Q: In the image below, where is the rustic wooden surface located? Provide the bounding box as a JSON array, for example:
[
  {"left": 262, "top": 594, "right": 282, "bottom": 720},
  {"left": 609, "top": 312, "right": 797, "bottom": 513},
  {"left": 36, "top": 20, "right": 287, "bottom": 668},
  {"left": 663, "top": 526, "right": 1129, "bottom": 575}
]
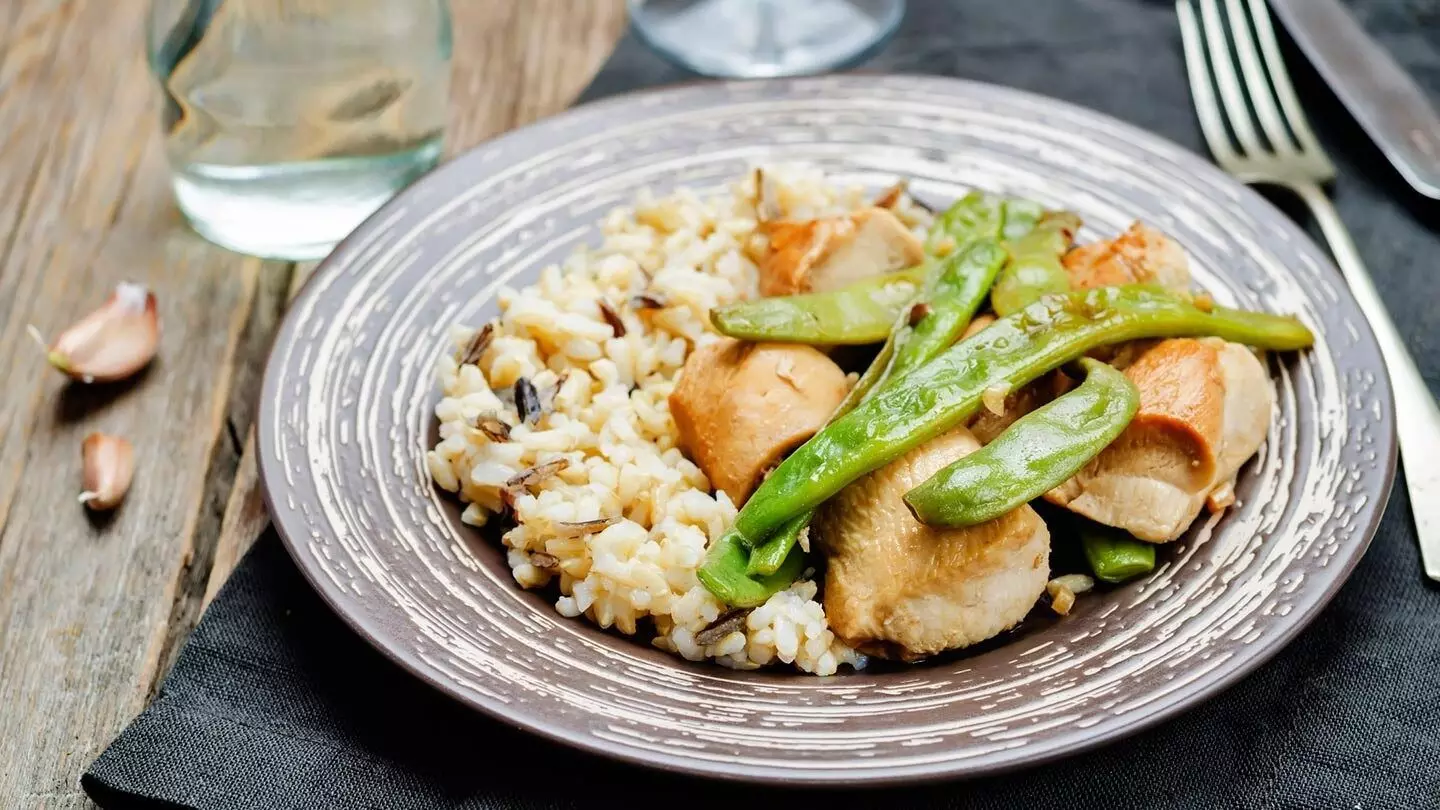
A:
[{"left": 0, "top": 2, "right": 628, "bottom": 806}]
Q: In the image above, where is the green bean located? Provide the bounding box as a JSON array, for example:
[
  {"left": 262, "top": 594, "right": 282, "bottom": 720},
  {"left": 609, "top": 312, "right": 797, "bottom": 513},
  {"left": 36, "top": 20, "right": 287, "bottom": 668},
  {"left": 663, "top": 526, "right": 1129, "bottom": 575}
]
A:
[
  {"left": 1002, "top": 199, "right": 1046, "bottom": 241},
  {"left": 710, "top": 268, "right": 924, "bottom": 345},
  {"left": 903, "top": 358, "right": 1138, "bottom": 527},
  {"left": 991, "top": 212, "right": 1081, "bottom": 317},
  {"left": 720, "top": 285, "right": 1313, "bottom": 553},
  {"left": 925, "top": 192, "right": 1004, "bottom": 255},
  {"left": 696, "top": 532, "right": 809, "bottom": 608},
  {"left": 1081, "top": 523, "right": 1156, "bottom": 583}
]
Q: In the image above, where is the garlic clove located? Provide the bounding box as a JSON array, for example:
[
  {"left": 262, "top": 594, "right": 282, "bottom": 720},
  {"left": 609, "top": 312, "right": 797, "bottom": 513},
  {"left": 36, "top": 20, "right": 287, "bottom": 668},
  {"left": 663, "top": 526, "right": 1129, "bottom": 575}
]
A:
[
  {"left": 41, "top": 282, "right": 159, "bottom": 383},
  {"left": 80, "top": 433, "right": 135, "bottom": 511}
]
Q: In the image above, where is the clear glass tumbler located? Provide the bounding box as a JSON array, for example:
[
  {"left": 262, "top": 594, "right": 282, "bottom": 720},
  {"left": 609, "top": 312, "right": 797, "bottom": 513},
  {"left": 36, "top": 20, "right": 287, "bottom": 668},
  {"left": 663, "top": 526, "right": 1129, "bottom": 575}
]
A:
[
  {"left": 628, "top": 0, "right": 905, "bottom": 79},
  {"left": 147, "top": 0, "right": 452, "bottom": 260}
]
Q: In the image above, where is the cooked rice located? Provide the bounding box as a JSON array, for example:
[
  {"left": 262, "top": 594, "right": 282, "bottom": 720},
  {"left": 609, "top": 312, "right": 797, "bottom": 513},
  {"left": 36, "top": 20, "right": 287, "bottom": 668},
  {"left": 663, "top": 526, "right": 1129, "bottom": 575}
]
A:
[{"left": 428, "top": 166, "right": 930, "bottom": 675}]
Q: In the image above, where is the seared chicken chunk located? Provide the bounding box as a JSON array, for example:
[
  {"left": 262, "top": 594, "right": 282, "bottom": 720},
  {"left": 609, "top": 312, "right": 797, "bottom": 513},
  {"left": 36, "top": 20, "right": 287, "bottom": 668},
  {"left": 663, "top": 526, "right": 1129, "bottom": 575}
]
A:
[
  {"left": 759, "top": 207, "right": 925, "bottom": 297},
  {"left": 1046, "top": 338, "right": 1272, "bottom": 542},
  {"left": 670, "top": 339, "right": 849, "bottom": 504},
  {"left": 1063, "top": 221, "right": 1191, "bottom": 292},
  {"left": 816, "top": 427, "right": 1050, "bottom": 661}
]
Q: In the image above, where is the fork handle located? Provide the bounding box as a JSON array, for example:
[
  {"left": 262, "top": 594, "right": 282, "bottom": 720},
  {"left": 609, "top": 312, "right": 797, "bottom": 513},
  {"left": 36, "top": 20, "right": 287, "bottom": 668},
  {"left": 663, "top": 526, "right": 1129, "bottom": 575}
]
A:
[{"left": 1295, "top": 181, "right": 1440, "bottom": 581}]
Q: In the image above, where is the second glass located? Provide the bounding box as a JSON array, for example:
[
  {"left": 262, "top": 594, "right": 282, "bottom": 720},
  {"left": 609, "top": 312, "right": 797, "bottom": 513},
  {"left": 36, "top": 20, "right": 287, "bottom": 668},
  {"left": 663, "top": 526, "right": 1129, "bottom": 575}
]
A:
[
  {"left": 147, "top": 0, "right": 452, "bottom": 260},
  {"left": 629, "top": 0, "right": 905, "bottom": 79}
]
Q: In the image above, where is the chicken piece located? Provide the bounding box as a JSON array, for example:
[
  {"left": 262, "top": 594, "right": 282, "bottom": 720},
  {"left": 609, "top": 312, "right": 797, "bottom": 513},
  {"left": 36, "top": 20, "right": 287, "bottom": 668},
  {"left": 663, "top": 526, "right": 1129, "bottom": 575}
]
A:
[
  {"left": 816, "top": 427, "right": 1050, "bottom": 661},
  {"left": 670, "top": 339, "right": 849, "bottom": 505},
  {"left": 759, "top": 207, "right": 925, "bottom": 297},
  {"left": 1063, "top": 221, "right": 1191, "bottom": 292},
  {"left": 1046, "top": 338, "right": 1272, "bottom": 542}
]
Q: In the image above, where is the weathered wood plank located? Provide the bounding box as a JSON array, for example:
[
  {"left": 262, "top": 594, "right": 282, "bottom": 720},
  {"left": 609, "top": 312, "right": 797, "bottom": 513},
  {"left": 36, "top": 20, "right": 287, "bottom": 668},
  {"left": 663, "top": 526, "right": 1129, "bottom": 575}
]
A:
[
  {"left": 0, "top": 2, "right": 626, "bottom": 807},
  {"left": 0, "top": 3, "right": 280, "bottom": 806}
]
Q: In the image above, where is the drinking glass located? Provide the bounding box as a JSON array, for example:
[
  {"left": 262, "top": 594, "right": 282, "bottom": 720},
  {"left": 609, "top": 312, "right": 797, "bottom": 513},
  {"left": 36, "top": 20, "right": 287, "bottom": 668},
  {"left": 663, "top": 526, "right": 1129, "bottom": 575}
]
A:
[
  {"left": 628, "top": 0, "right": 905, "bottom": 79},
  {"left": 147, "top": 0, "right": 452, "bottom": 260}
]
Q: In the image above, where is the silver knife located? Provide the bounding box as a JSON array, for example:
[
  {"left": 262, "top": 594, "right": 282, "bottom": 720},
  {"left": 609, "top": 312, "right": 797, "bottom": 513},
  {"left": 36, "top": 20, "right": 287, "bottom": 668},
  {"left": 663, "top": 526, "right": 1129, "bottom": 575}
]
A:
[{"left": 1268, "top": 0, "right": 1440, "bottom": 199}]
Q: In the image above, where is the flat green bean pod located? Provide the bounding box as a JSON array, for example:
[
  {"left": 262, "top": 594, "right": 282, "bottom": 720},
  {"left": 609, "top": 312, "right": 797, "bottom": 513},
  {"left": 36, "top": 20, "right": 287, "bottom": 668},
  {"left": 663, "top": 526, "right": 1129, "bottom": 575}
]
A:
[
  {"left": 1082, "top": 523, "right": 1157, "bottom": 583},
  {"left": 710, "top": 268, "right": 924, "bottom": 345},
  {"left": 903, "top": 358, "right": 1139, "bottom": 527}
]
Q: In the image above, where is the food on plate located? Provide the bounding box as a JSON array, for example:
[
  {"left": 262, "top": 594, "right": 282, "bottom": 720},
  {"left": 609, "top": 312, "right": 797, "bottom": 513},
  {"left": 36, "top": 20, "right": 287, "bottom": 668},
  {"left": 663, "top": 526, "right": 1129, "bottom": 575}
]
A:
[
  {"left": 711, "top": 286, "right": 1310, "bottom": 556},
  {"left": 759, "top": 207, "right": 924, "bottom": 296},
  {"left": 1046, "top": 337, "right": 1274, "bottom": 541},
  {"left": 428, "top": 166, "right": 1313, "bottom": 674},
  {"left": 1080, "top": 523, "right": 1157, "bottom": 584},
  {"left": 903, "top": 358, "right": 1139, "bottom": 528},
  {"left": 989, "top": 212, "right": 1081, "bottom": 316},
  {"left": 669, "top": 339, "right": 848, "bottom": 504},
  {"left": 817, "top": 426, "right": 1050, "bottom": 660},
  {"left": 709, "top": 267, "right": 923, "bottom": 345},
  {"left": 1062, "top": 221, "right": 1191, "bottom": 292}
]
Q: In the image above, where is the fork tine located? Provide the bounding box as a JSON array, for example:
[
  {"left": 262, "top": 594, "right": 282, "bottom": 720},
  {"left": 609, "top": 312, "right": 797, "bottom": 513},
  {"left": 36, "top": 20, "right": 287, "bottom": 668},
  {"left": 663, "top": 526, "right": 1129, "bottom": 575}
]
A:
[
  {"left": 1198, "top": 0, "right": 1264, "bottom": 155},
  {"left": 1177, "top": 0, "right": 1238, "bottom": 166},
  {"left": 1223, "top": 0, "right": 1296, "bottom": 154},
  {"left": 1244, "top": 0, "right": 1334, "bottom": 173}
]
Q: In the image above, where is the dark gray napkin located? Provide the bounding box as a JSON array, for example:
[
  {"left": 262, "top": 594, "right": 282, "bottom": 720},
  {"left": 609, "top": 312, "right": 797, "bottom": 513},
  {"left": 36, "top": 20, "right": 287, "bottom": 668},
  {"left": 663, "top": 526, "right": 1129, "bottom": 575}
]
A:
[{"left": 85, "top": 1, "right": 1440, "bottom": 807}]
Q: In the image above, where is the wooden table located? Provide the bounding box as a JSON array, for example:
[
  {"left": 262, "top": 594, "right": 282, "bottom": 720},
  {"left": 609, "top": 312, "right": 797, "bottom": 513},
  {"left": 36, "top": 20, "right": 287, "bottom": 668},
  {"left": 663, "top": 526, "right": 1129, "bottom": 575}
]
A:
[{"left": 0, "top": 3, "right": 626, "bottom": 805}]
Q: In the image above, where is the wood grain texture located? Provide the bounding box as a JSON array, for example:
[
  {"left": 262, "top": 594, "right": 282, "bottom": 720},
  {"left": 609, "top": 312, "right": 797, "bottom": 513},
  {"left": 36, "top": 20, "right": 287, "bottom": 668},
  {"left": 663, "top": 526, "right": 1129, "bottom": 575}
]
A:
[{"left": 0, "top": 2, "right": 625, "bottom": 806}]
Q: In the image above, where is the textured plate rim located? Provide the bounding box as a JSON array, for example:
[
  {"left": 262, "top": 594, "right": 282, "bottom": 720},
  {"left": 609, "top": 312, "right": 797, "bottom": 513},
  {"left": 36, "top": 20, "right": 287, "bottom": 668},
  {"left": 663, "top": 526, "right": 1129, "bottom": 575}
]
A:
[{"left": 257, "top": 74, "right": 1397, "bottom": 786}]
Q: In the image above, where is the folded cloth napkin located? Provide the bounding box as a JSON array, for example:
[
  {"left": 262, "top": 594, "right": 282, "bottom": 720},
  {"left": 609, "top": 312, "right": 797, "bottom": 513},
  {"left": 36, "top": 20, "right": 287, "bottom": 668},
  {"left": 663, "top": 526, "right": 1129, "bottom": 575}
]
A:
[{"left": 86, "top": 1, "right": 1440, "bottom": 807}]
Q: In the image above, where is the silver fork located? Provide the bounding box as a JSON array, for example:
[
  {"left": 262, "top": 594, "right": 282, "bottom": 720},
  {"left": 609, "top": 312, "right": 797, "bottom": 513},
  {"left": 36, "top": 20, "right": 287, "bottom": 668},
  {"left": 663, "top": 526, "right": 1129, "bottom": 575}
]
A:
[{"left": 1177, "top": 0, "right": 1440, "bottom": 580}]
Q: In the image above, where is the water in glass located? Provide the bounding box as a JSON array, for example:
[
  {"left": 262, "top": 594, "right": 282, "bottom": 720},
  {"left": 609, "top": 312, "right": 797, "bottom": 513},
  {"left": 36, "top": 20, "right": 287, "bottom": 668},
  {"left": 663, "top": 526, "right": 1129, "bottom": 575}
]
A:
[{"left": 148, "top": 0, "right": 451, "bottom": 260}]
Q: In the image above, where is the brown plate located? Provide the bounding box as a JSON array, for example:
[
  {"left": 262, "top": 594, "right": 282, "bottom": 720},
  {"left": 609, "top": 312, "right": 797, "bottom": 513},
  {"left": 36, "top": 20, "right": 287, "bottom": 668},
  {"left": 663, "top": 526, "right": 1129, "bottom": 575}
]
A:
[{"left": 257, "top": 76, "right": 1395, "bottom": 784}]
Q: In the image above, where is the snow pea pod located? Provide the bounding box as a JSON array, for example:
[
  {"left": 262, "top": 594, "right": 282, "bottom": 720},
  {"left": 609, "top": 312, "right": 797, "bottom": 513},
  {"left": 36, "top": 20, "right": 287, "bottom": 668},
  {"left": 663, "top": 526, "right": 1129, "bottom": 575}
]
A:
[
  {"left": 721, "top": 285, "right": 1313, "bottom": 554},
  {"left": 1081, "top": 523, "right": 1156, "bottom": 583},
  {"left": 695, "top": 530, "right": 809, "bottom": 608},
  {"left": 990, "top": 212, "right": 1082, "bottom": 317},
  {"left": 710, "top": 268, "right": 924, "bottom": 345},
  {"left": 903, "top": 358, "right": 1139, "bottom": 527}
]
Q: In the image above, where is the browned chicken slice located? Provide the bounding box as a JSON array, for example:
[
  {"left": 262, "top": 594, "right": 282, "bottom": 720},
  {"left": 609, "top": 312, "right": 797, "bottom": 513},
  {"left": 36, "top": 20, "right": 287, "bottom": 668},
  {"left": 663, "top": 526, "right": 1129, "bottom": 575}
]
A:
[
  {"left": 669, "top": 338, "right": 849, "bottom": 505},
  {"left": 1046, "top": 338, "right": 1273, "bottom": 542},
  {"left": 816, "top": 427, "right": 1050, "bottom": 661},
  {"left": 759, "top": 207, "right": 925, "bottom": 297},
  {"left": 1063, "top": 221, "right": 1192, "bottom": 292}
]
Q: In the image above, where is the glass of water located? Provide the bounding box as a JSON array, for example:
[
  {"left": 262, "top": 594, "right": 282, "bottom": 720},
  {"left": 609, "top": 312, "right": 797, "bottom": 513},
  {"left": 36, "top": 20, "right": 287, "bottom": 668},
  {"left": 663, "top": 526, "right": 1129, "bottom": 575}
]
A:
[
  {"left": 628, "top": 0, "right": 904, "bottom": 79},
  {"left": 147, "top": 0, "right": 451, "bottom": 260}
]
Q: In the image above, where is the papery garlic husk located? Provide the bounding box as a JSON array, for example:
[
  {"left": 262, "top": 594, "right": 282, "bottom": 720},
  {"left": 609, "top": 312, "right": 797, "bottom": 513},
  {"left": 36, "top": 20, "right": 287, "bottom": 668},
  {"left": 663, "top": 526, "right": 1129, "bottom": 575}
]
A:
[
  {"left": 42, "top": 282, "right": 159, "bottom": 383},
  {"left": 80, "top": 433, "right": 134, "bottom": 511}
]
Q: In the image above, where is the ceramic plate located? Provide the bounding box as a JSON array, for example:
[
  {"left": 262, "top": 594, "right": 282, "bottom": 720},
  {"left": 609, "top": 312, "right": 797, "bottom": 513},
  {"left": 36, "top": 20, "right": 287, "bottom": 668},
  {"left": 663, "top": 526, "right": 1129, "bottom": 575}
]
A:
[{"left": 257, "top": 76, "right": 1395, "bottom": 784}]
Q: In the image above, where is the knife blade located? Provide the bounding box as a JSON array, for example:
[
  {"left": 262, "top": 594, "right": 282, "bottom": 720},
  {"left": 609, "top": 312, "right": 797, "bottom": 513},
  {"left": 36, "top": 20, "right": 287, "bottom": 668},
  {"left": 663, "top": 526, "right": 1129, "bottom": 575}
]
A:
[{"left": 1268, "top": 0, "right": 1440, "bottom": 199}]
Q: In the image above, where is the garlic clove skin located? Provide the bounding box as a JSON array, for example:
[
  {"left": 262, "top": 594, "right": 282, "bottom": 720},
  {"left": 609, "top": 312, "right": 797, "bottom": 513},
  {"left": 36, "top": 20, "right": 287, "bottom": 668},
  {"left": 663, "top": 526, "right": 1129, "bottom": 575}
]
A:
[
  {"left": 80, "top": 433, "right": 135, "bottom": 511},
  {"left": 45, "top": 282, "right": 159, "bottom": 383}
]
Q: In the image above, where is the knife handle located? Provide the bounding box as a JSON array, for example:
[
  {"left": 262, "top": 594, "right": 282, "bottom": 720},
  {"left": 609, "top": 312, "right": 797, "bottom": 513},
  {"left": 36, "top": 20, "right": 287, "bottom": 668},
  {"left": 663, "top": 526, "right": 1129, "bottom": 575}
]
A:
[{"left": 1296, "top": 182, "right": 1440, "bottom": 580}]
